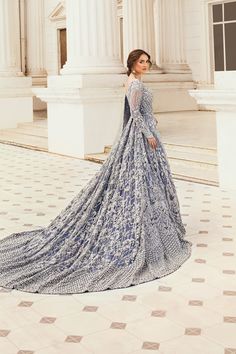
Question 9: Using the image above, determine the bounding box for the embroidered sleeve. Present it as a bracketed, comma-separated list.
[128, 80, 154, 139]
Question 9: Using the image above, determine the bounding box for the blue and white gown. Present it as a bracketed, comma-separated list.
[0, 79, 192, 294]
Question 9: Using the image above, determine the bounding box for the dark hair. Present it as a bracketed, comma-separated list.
[126, 49, 152, 76]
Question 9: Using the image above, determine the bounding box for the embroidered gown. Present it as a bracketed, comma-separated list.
[0, 79, 192, 294]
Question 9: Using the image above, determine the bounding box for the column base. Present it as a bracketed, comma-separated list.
[34, 74, 126, 158]
[0, 77, 33, 129]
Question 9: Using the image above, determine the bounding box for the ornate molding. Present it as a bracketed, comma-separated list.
[33, 87, 124, 104]
[49, 1, 66, 21]
[189, 89, 236, 112]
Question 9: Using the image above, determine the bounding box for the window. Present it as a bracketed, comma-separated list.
[212, 1, 236, 71]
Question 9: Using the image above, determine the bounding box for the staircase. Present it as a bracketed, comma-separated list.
[84, 110, 218, 187]
[84, 143, 218, 186]
[0, 109, 218, 186]
[0, 112, 48, 152]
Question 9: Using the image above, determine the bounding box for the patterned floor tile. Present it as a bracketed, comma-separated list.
[142, 341, 160, 350]
[0, 329, 10, 337]
[65, 335, 83, 343]
[185, 328, 201, 335]
[159, 335, 224, 354]
[81, 329, 141, 353]
[0, 144, 235, 354]
[110, 322, 127, 329]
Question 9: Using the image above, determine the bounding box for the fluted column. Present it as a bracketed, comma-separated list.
[0, 0, 22, 76]
[26, 0, 46, 79]
[61, 0, 124, 74]
[160, 0, 190, 73]
[123, 0, 159, 69]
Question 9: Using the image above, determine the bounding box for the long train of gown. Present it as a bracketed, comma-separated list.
[0, 79, 192, 294]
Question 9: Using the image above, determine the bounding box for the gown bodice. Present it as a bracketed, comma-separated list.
[123, 79, 158, 137]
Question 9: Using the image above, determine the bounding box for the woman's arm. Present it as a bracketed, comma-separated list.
[128, 80, 154, 139]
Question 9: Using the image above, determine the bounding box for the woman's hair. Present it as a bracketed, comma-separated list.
[126, 49, 152, 76]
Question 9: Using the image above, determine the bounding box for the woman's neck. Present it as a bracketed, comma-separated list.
[130, 73, 142, 81]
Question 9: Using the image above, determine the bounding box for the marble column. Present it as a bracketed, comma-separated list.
[123, 0, 159, 69]
[61, 0, 124, 74]
[0, 0, 22, 76]
[189, 72, 236, 191]
[35, 0, 126, 158]
[159, 0, 190, 73]
[26, 0, 46, 83]
[0, 0, 33, 128]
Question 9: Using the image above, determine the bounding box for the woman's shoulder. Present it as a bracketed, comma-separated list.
[125, 78, 144, 95]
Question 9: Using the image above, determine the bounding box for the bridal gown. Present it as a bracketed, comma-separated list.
[0, 79, 192, 294]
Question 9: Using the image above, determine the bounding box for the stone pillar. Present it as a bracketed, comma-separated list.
[159, 0, 190, 73]
[0, 0, 33, 129]
[189, 72, 236, 191]
[61, 0, 124, 74]
[26, 0, 46, 111]
[34, 0, 126, 158]
[0, 0, 22, 76]
[123, 0, 160, 69]
[26, 0, 46, 84]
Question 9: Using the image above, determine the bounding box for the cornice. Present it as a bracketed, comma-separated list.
[189, 89, 236, 111]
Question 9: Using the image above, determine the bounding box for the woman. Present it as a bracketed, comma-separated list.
[0, 49, 192, 294]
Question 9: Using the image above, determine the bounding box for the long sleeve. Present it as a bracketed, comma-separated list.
[128, 80, 154, 139]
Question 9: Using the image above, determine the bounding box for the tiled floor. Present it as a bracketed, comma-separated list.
[0, 143, 236, 354]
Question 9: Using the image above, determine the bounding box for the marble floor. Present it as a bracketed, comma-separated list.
[0, 143, 236, 354]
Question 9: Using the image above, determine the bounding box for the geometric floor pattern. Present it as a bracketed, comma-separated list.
[0, 143, 235, 354]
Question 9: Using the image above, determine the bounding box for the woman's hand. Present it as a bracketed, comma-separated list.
[147, 136, 158, 149]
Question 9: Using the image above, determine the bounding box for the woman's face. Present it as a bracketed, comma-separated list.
[132, 54, 150, 75]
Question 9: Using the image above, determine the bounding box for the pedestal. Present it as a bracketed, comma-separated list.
[189, 71, 236, 191]
[34, 74, 126, 158]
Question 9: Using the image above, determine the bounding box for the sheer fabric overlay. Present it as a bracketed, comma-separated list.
[0, 79, 192, 294]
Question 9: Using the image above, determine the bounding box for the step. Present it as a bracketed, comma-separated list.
[4, 126, 48, 138]
[0, 131, 48, 151]
[84, 152, 108, 164]
[18, 120, 48, 128]
[84, 151, 218, 186]
[168, 159, 218, 185]
[166, 154, 217, 170]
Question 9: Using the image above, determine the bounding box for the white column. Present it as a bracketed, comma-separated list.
[189, 72, 236, 191]
[34, 0, 126, 158]
[26, 0, 46, 80]
[0, 0, 33, 129]
[123, 0, 159, 69]
[160, 0, 190, 73]
[61, 0, 124, 74]
[0, 0, 22, 76]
